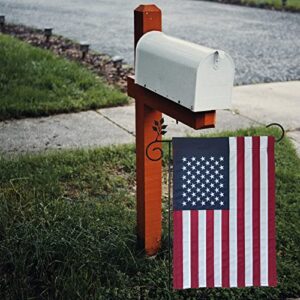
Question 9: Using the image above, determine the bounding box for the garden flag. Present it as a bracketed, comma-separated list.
[173, 137, 277, 289]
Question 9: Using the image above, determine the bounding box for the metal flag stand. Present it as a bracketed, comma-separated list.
[145, 119, 285, 291]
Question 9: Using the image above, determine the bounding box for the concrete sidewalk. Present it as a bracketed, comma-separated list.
[0, 81, 299, 155]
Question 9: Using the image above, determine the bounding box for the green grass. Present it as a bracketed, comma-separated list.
[0, 34, 128, 120]
[0, 127, 299, 299]
[241, 0, 300, 10]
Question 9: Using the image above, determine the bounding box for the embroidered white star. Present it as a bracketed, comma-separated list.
[179, 155, 227, 209]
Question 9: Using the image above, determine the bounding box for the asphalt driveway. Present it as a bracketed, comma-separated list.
[1, 0, 299, 85]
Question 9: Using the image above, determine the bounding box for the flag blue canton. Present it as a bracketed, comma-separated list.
[173, 138, 229, 211]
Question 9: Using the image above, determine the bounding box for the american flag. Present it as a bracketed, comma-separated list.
[173, 137, 277, 289]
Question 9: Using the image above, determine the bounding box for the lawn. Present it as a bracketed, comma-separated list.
[241, 0, 300, 10]
[0, 35, 128, 120]
[203, 0, 300, 11]
[0, 127, 299, 299]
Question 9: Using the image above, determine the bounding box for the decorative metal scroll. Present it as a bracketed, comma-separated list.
[266, 123, 285, 143]
[146, 118, 171, 161]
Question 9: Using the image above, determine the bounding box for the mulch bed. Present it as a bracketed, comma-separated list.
[1, 24, 134, 93]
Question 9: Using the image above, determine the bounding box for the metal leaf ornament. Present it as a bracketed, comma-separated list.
[152, 118, 168, 137]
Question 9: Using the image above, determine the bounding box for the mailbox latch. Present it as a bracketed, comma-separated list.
[214, 51, 219, 70]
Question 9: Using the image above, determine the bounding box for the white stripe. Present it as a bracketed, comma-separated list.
[260, 137, 269, 285]
[229, 137, 238, 287]
[214, 210, 222, 287]
[244, 137, 253, 286]
[182, 210, 191, 288]
[198, 211, 206, 287]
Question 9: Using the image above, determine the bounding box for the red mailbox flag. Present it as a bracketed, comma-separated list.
[173, 137, 277, 289]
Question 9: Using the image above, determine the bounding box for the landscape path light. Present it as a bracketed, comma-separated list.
[44, 27, 53, 43]
[80, 41, 89, 59]
[112, 55, 123, 75]
[0, 15, 5, 32]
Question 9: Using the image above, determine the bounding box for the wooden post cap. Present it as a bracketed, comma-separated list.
[134, 5, 162, 49]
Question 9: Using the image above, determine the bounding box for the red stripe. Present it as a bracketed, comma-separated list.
[252, 136, 261, 286]
[191, 210, 199, 288]
[206, 210, 214, 287]
[237, 137, 245, 287]
[173, 211, 183, 289]
[267, 137, 277, 286]
[222, 210, 230, 287]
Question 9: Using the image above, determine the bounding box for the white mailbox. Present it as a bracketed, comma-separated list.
[135, 31, 235, 112]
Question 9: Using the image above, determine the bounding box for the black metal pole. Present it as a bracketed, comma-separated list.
[168, 141, 172, 291]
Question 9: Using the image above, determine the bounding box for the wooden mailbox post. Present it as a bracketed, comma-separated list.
[128, 4, 216, 256]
